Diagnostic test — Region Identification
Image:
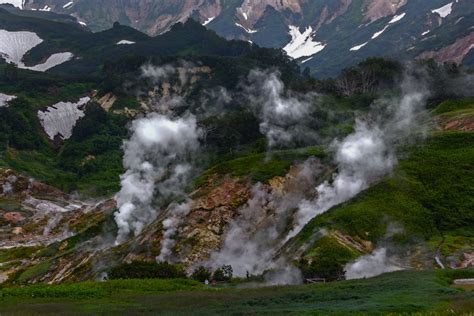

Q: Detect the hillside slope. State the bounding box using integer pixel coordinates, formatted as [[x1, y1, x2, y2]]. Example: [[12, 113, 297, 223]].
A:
[[17, 0, 474, 77]]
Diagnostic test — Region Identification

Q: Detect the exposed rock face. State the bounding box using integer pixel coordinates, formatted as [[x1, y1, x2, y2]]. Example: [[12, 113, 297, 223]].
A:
[[177, 176, 251, 266], [0, 168, 116, 283], [418, 32, 474, 65], [363, 0, 407, 22], [26, 0, 222, 35], [236, 0, 302, 29]]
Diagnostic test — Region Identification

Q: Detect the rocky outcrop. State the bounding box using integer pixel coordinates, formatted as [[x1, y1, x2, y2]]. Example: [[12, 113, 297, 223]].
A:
[[363, 0, 407, 23], [418, 32, 474, 65], [0, 168, 116, 283]]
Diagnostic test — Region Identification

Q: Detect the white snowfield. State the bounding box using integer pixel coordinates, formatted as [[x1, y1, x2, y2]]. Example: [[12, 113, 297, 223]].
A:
[[38, 97, 90, 140], [283, 25, 326, 59], [0, 30, 73, 72], [432, 2, 454, 18], [0, 0, 23, 8], [117, 40, 136, 45], [202, 16, 215, 26], [0, 92, 16, 107]]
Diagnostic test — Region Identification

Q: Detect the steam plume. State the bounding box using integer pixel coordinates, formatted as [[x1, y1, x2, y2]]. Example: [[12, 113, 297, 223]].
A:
[[114, 114, 200, 245], [245, 70, 316, 149], [286, 80, 428, 240], [345, 247, 402, 279]]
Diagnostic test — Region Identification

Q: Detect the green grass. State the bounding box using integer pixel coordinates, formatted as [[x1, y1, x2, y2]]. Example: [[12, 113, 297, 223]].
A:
[[17, 261, 52, 283], [296, 132, 474, 248], [194, 147, 326, 187], [0, 270, 471, 315], [432, 98, 474, 115]]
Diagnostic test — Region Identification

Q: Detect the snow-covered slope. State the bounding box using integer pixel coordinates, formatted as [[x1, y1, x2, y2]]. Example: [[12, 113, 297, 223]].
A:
[[0, 1, 23, 8], [0, 93, 16, 107], [38, 97, 90, 140], [0, 29, 73, 72], [283, 26, 325, 60]]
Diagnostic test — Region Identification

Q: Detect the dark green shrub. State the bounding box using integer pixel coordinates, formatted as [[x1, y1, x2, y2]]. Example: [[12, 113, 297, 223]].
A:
[[213, 265, 233, 282], [108, 261, 186, 280], [191, 266, 212, 282]]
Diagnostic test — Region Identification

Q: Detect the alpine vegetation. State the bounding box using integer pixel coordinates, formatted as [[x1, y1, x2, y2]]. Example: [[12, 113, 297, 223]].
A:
[[286, 78, 429, 240]]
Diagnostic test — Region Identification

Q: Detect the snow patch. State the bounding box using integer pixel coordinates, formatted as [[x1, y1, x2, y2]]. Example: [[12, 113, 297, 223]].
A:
[[235, 22, 257, 34], [0, 0, 23, 8], [202, 16, 215, 26], [421, 30, 430, 36], [432, 2, 453, 18], [350, 42, 368, 51], [389, 12, 406, 24], [0, 93, 16, 107], [117, 40, 135, 45], [63, 1, 73, 9], [28, 52, 73, 72], [372, 25, 389, 39], [0, 30, 73, 72], [38, 97, 90, 140], [283, 25, 326, 59]]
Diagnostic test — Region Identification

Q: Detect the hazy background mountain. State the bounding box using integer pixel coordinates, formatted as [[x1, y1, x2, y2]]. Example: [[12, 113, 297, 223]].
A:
[[5, 0, 472, 77]]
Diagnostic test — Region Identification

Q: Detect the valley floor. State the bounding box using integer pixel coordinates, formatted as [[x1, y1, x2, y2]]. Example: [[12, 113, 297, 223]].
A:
[[0, 270, 472, 315]]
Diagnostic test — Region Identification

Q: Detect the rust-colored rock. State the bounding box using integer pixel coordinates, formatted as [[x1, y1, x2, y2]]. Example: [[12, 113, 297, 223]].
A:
[[418, 32, 474, 65]]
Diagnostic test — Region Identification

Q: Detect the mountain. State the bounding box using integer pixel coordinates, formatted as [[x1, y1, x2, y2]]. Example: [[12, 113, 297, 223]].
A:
[[15, 0, 474, 77], [0, 5, 472, 314]]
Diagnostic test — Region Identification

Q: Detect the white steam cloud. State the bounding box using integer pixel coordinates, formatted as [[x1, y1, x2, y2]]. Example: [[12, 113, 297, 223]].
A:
[[114, 114, 200, 245], [345, 247, 402, 279], [245, 70, 316, 149], [208, 74, 427, 283], [207, 158, 321, 278], [286, 81, 428, 240]]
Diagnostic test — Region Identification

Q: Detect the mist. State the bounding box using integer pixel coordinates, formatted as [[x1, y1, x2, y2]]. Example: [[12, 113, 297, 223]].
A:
[[114, 64, 201, 246], [286, 78, 428, 240], [345, 247, 402, 279], [206, 71, 429, 283]]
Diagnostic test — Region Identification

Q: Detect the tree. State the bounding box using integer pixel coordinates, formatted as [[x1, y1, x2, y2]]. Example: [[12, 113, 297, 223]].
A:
[[213, 265, 233, 282], [191, 266, 212, 282], [4, 63, 18, 83]]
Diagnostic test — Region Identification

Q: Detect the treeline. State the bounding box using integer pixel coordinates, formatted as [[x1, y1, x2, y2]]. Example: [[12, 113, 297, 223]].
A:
[[108, 261, 233, 283]]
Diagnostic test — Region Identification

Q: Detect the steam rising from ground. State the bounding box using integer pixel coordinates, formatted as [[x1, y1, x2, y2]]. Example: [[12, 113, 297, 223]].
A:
[[245, 70, 316, 149], [207, 159, 321, 279], [208, 73, 428, 282], [345, 248, 402, 279], [114, 64, 201, 246], [287, 80, 428, 240], [114, 114, 199, 245]]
